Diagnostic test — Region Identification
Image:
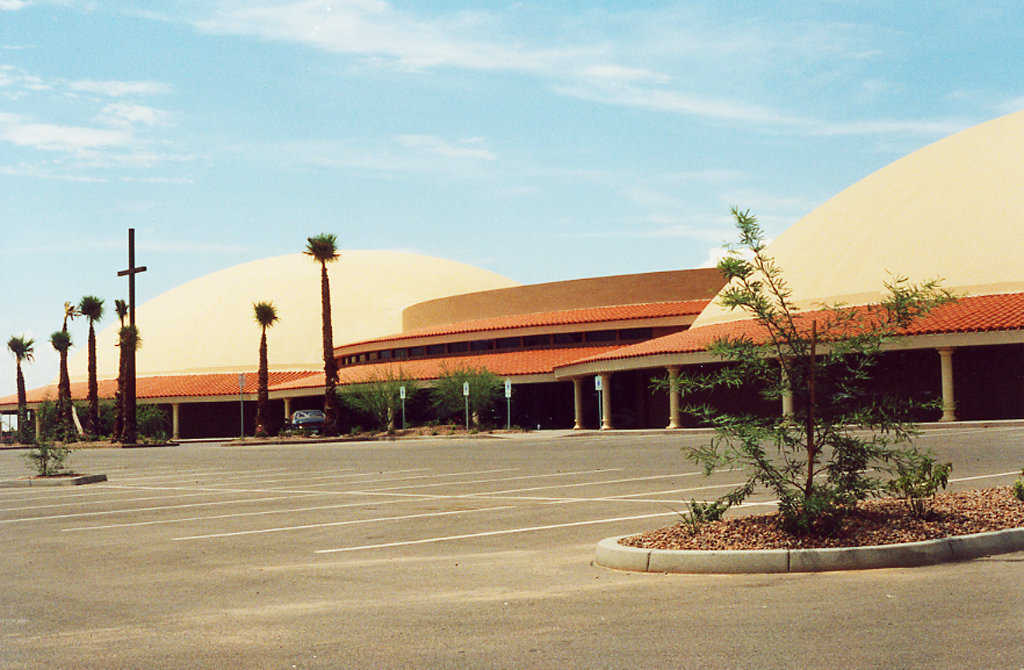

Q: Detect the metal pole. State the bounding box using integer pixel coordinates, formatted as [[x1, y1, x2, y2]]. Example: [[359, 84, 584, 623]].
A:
[[464, 395, 469, 431], [597, 390, 602, 428], [506, 396, 510, 430], [239, 374, 245, 438], [401, 397, 406, 430]]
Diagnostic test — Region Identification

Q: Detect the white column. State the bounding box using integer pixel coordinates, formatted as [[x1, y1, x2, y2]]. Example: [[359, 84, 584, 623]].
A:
[[34, 410, 41, 442], [780, 360, 794, 417], [938, 347, 957, 422], [600, 373, 613, 430], [572, 378, 584, 430], [283, 397, 292, 422], [171, 403, 181, 440], [666, 366, 681, 429]]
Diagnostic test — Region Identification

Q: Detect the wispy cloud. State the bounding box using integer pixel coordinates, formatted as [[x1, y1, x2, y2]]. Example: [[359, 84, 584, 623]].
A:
[[96, 102, 174, 128], [0, 163, 109, 182], [69, 79, 173, 97], [0, 0, 29, 10], [995, 96, 1024, 115], [396, 134, 495, 161], [0, 115, 132, 151]]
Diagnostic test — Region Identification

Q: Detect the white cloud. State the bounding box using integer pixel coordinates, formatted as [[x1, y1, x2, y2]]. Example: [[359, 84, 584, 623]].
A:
[[69, 79, 173, 97], [121, 175, 194, 184], [0, 0, 29, 10], [396, 134, 495, 161], [0, 163, 108, 182], [97, 102, 174, 128], [995, 96, 1024, 115], [581, 64, 670, 84], [0, 117, 132, 151], [699, 242, 764, 268]]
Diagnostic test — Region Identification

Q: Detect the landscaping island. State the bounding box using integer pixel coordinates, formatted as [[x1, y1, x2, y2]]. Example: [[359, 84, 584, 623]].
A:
[[597, 487, 1024, 574]]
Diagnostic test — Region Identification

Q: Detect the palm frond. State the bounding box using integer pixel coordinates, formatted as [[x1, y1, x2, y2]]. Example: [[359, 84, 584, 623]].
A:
[[304, 233, 340, 263], [79, 295, 105, 322], [253, 301, 279, 327]]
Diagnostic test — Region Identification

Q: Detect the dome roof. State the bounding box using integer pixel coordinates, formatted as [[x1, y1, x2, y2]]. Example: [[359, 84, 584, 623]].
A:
[[694, 109, 1024, 328], [72, 250, 517, 380]]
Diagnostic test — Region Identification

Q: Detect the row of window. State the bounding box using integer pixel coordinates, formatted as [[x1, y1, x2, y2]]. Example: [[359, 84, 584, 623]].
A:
[[337, 328, 655, 367]]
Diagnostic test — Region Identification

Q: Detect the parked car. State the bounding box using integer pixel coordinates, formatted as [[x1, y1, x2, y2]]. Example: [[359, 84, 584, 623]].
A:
[[290, 409, 325, 433]]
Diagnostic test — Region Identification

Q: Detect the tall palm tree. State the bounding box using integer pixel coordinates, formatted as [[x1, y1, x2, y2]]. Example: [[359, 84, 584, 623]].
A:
[[78, 295, 104, 436], [62, 301, 79, 332], [113, 299, 128, 441], [305, 233, 341, 435], [252, 301, 279, 437], [49, 330, 75, 443], [7, 336, 34, 444]]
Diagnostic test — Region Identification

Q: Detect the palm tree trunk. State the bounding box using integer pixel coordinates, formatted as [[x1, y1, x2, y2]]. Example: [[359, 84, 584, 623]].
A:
[[15, 361, 29, 444], [58, 349, 75, 443], [114, 331, 128, 441], [320, 261, 339, 435], [255, 328, 269, 437], [87, 322, 98, 435]]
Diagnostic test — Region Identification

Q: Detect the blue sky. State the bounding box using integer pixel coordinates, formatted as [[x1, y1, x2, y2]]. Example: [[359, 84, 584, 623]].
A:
[[2, 0, 1022, 394]]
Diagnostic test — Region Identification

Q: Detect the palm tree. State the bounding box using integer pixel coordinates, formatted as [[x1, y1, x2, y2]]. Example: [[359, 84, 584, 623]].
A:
[[305, 233, 341, 435], [78, 295, 104, 436], [62, 301, 80, 332], [49, 330, 75, 443], [7, 336, 34, 444], [113, 299, 128, 441], [117, 325, 140, 443], [252, 301, 279, 437]]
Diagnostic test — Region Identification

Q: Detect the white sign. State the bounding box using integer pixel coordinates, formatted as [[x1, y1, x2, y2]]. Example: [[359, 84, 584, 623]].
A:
[[399, 385, 406, 400], [594, 375, 602, 391], [504, 379, 512, 398], [238, 373, 245, 391], [463, 381, 470, 397]]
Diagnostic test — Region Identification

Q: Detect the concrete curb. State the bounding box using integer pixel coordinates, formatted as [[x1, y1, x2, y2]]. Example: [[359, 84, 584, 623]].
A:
[[595, 527, 1024, 574], [0, 474, 108, 488]]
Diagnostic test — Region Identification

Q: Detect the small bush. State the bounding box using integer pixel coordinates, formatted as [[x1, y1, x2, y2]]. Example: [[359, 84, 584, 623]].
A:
[[887, 449, 952, 518], [680, 498, 727, 534], [1014, 469, 1024, 502], [26, 442, 71, 477]]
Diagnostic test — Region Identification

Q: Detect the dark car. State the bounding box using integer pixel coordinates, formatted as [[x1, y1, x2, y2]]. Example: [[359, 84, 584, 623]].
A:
[[290, 409, 325, 433]]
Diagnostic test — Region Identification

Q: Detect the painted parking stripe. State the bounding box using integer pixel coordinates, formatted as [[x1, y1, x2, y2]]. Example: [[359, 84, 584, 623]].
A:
[[355, 468, 621, 492], [172, 505, 514, 541]]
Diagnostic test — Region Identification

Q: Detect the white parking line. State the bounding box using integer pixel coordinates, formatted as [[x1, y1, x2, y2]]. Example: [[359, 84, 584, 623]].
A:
[[313, 511, 681, 553], [172, 505, 514, 541], [354, 468, 620, 492]]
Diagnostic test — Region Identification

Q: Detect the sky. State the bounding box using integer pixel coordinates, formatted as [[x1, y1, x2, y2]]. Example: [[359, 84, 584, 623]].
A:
[[1, 0, 1022, 396]]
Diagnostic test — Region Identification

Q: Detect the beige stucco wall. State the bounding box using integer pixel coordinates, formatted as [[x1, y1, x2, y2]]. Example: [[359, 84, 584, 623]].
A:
[[695, 109, 1024, 328], [70, 251, 517, 381]]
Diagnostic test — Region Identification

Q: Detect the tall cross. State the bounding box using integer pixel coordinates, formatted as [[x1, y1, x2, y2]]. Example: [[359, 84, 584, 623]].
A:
[[117, 228, 147, 443]]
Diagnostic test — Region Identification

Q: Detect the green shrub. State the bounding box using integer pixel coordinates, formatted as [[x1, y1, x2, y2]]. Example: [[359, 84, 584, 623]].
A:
[[1014, 469, 1024, 502], [136, 404, 170, 441], [26, 442, 71, 477], [886, 449, 952, 518], [680, 498, 727, 534]]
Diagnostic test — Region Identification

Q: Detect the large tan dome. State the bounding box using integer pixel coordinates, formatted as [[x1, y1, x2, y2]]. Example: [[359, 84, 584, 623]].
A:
[[72, 250, 518, 380], [695, 109, 1024, 328]]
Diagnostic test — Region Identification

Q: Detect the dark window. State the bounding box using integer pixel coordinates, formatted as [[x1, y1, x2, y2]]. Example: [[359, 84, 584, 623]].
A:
[[426, 344, 446, 355], [496, 337, 520, 350], [553, 332, 583, 344], [618, 328, 652, 341], [448, 341, 469, 353], [369, 351, 379, 361], [585, 330, 617, 342], [470, 340, 494, 351], [523, 334, 550, 347], [409, 346, 426, 358], [394, 349, 408, 359], [380, 349, 392, 360]]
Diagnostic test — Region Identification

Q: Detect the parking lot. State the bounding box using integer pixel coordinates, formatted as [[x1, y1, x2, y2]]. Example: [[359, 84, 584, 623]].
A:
[[2, 426, 1023, 668]]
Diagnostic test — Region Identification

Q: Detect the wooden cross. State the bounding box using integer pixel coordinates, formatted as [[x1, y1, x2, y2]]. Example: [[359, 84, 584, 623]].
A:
[[116, 228, 147, 443]]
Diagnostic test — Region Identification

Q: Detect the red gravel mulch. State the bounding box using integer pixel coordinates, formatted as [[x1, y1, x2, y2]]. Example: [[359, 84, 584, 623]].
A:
[[621, 487, 1024, 551]]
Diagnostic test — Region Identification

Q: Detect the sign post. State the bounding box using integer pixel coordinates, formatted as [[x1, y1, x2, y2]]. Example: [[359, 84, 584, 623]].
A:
[[463, 381, 470, 431], [594, 374, 603, 428], [504, 379, 512, 430], [399, 385, 406, 430]]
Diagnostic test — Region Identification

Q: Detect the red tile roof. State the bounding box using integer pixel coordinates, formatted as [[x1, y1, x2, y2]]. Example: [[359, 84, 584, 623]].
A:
[[334, 346, 623, 384], [558, 292, 1024, 367], [0, 371, 322, 407], [336, 300, 709, 349]]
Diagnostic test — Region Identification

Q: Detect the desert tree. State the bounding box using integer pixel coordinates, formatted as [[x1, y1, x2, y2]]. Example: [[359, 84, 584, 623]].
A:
[[78, 295, 104, 436], [7, 336, 35, 444], [338, 367, 418, 432], [253, 301, 279, 437], [431, 364, 503, 429], [49, 330, 76, 443], [675, 207, 955, 533], [305, 233, 341, 435]]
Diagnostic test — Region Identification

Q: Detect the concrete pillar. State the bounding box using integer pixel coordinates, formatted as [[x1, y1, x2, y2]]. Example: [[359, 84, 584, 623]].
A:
[[600, 373, 613, 430], [283, 397, 292, 421], [666, 366, 681, 429], [34, 410, 41, 442], [938, 347, 957, 422], [572, 378, 584, 430], [171, 403, 181, 440], [780, 360, 794, 417]]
